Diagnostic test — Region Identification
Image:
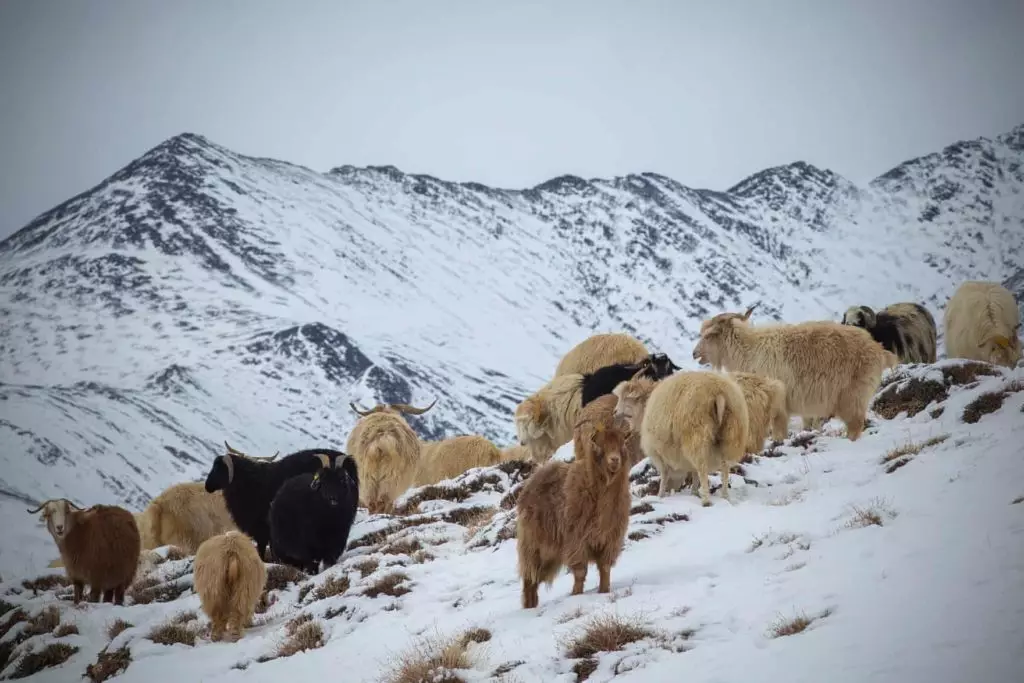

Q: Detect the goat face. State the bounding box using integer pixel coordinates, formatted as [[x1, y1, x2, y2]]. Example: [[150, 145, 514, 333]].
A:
[[842, 305, 875, 329], [204, 455, 234, 493], [978, 330, 1022, 368], [27, 499, 80, 541], [309, 456, 354, 508], [611, 379, 652, 431], [513, 397, 548, 445], [694, 307, 755, 366], [647, 353, 680, 378], [578, 417, 626, 476]]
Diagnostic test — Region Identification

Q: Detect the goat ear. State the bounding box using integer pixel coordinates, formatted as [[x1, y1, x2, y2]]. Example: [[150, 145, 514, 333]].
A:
[[530, 400, 547, 424]]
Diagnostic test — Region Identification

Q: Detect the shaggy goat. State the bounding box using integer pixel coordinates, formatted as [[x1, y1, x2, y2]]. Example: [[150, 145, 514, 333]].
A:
[[514, 373, 584, 463], [554, 332, 649, 376], [944, 280, 1022, 368], [135, 481, 237, 554], [692, 303, 898, 441], [580, 352, 681, 407], [193, 530, 267, 642], [347, 399, 437, 514], [842, 302, 937, 364], [580, 393, 646, 468], [500, 444, 532, 462], [414, 434, 503, 487], [28, 499, 140, 605], [516, 401, 631, 608], [728, 371, 789, 453], [614, 371, 748, 506], [204, 446, 333, 560], [268, 452, 360, 573]]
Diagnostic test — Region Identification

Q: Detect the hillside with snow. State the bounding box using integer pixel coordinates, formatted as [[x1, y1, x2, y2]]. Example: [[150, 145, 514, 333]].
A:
[[1, 360, 1022, 682]]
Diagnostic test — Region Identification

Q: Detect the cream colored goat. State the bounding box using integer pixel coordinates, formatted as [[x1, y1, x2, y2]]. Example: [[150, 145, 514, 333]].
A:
[[513, 374, 584, 462], [728, 371, 789, 453], [193, 531, 266, 642], [135, 481, 237, 554], [554, 333, 648, 376], [414, 434, 503, 487], [944, 280, 1021, 368]]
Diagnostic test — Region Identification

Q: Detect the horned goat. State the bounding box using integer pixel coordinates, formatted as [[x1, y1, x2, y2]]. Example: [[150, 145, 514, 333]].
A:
[[203, 445, 332, 560], [580, 352, 680, 407], [842, 302, 937, 364], [193, 530, 267, 642], [554, 332, 649, 376], [692, 303, 898, 441], [944, 280, 1022, 368], [728, 371, 789, 453], [516, 398, 631, 608], [514, 373, 583, 463], [28, 499, 140, 605], [269, 452, 360, 573], [414, 434, 504, 487], [135, 481, 237, 554], [614, 370, 748, 506], [346, 398, 437, 514]]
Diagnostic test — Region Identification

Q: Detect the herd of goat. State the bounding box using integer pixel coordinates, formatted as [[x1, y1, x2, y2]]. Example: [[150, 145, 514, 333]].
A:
[[28, 279, 1022, 635]]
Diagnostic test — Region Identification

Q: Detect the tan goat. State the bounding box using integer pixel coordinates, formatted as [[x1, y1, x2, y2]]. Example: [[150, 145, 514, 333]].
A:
[[346, 398, 437, 514], [692, 303, 898, 441], [516, 399, 632, 608], [414, 434, 503, 487], [614, 371, 748, 506], [193, 530, 267, 642], [944, 280, 1022, 368], [135, 481, 238, 554], [513, 374, 584, 462], [554, 332, 648, 376], [728, 371, 789, 453]]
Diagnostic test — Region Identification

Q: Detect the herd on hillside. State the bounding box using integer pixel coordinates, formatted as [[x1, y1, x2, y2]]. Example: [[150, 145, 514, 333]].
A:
[[26, 279, 1021, 639]]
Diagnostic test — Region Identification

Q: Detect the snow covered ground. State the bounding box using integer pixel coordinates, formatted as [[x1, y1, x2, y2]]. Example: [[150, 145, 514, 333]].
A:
[[3, 359, 1022, 682]]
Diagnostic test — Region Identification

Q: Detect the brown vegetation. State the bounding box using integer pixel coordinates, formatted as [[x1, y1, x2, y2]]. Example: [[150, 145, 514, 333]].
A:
[[364, 572, 411, 598], [148, 611, 200, 647], [766, 608, 833, 638], [6, 642, 78, 679], [85, 646, 131, 683], [379, 626, 492, 683], [881, 434, 950, 473], [962, 390, 1008, 423]]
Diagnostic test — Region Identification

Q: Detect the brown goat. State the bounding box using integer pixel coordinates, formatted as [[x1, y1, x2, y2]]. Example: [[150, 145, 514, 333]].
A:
[[578, 393, 646, 468], [193, 530, 267, 642], [516, 404, 632, 608], [28, 499, 140, 605]]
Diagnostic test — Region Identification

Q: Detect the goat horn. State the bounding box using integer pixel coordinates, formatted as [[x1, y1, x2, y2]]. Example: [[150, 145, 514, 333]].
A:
[[26, 500, 54, 514], [246, 450, 278, 461], [222, 454, 235, 483], [315, 453, 331, 469], [224, 440, 245, 455], [350, 401, 373, 417], [389, 398, 437, 415], [742, 301, 761, 320]]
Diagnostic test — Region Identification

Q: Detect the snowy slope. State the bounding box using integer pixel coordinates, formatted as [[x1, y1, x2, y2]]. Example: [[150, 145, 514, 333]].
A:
[[2, 360, 1022, 682], [1, 123, 1023, 527]]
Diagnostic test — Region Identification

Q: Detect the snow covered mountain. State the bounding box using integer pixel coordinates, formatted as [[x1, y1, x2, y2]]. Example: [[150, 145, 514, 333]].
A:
[[1, 123, 1023, 542]]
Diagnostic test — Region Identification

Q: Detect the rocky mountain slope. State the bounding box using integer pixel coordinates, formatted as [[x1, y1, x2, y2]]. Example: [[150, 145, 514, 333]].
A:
[[1, 123, 1022, 548]]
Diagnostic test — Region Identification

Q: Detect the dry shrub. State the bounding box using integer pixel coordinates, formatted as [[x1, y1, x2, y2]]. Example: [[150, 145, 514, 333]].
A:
[[85, 646, 131, 683], [7, 642, 78, 679], [561, 612, 656, 659], [276, 613, 326, 658], [54, 623, 79, 637], [254, 591, 278, 615], [941, 362, 999, 386], [638, 513, 688, 526], [265, 564, 307, 592], [881, 433, 950, 473], [24, 605, 61, 637], [311, 575, 350, 602], [767, 608, 833, 638], [352, 557, 380, 578], [382, 538, 423, 556], [147, 611, 199, 647], [790, 432, 816, 449], [873, 377, 948, 419], [365, 572, 411, 598], [845, 499, 897, 529], [21, 574, 69, 595], [127, 575, 190, 605], [627, 531, 649, 542], [380, 626, 492, 683], [630, 503, 654, 516], [962, 391, 1008, 424], [106, 619, 132, 640]]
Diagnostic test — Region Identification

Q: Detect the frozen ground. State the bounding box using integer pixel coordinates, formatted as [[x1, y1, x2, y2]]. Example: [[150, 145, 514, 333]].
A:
[[2, 359, 1022, 682]]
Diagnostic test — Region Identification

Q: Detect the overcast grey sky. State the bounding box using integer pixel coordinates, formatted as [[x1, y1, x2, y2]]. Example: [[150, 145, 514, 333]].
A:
[[1, 0, 1023, 239]]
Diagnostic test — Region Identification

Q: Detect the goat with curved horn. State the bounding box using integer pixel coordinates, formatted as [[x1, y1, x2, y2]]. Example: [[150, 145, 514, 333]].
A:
[[742, 301, 761, 320], [350, 402, 374, 417], [26, 498, 80, 514], [388, 398, 438, 415]]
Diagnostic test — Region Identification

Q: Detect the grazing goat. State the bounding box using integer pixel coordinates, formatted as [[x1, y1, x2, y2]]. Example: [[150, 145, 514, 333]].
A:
[[614, 371, 748, 506], [728, 371, 789, 453], [514, 374, 584, 463], [516, 400, 631, 608], [414, 435, 503, 487], [193, 531, 266, 642], [842, 302, 937, 364], [269, 452, 360, 573], [944, 280, 1022, 368], [135, 482, 237, 554], [347, 399, 437, 514], [204, 447, 332, 560], [554, 332, 649, 376], [28, 499, 139, 605], [580, 352, 680, 407], [500, 444, 532, 462], [692, 303, 898, 441]]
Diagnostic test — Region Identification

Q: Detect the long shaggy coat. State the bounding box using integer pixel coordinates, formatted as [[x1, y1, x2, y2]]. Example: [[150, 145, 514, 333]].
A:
[[514, 373, 584, 462], [515, 404, 631, 608], [136, 482, 237, 553], [842, 302, 938, 364], [414, 435, 503, 487], [193, 530, 267, 642], [944, 280, 1022, 368], [346, 411, 422, 514], [728, 371, 789, 453], [554, 333, 649, 376]]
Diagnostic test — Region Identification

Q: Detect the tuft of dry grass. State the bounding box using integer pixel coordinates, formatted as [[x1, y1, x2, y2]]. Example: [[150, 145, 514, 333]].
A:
[[365, 572, 412, 599], [789, 432, 817, 449], [379, 626, 491, 683], [560, 612, 656, 660], [265, 564, 307, 592], [556, 606, 587, 624], [24, 605, 61, 637], [941, 362, 999, 386], [629, 502, 654, 516], [127, 576, 190, 605], [766, 608, 833, 638], [85, 646, 131, 683], [627, 530, 649, 542], [962, 390, 1008, 424], [873, 377, 948, 419], [845, 499, 897, 529], [351, 557, 380, 578], [572, 658, 598, 682], [275, 613, 326, 658], [254, 591, 278, 615], [310, 574, 350, 602], [147, 611, 199, 647], [382, 538, 423, 556], [881, 433, 950, 473], [7, 642, 79, 679], [54, 622, 79, 637], [106, 619, 132, 641], [20, 574, 69, 595]]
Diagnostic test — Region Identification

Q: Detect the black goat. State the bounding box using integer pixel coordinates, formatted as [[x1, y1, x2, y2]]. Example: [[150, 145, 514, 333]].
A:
[[268, 452, 360, 574], [203, 447, 339, 560], [580, 352, 681, 407]]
